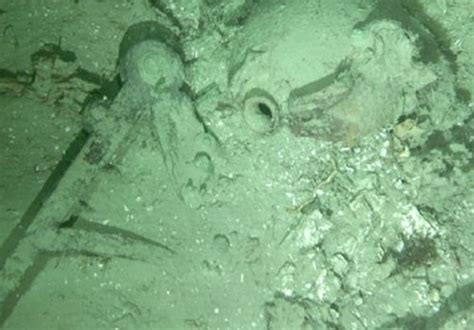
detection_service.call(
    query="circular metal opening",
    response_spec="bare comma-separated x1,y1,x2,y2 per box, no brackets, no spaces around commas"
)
243,89,279,133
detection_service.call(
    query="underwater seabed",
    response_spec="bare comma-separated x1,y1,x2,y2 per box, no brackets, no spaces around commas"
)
0,0,473,329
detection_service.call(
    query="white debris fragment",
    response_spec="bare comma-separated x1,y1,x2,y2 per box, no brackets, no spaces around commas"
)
399,205,438,238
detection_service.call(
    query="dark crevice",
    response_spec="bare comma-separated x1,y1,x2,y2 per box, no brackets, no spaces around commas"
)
30,42,77,65
258,102,273,118
58,215,80,229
